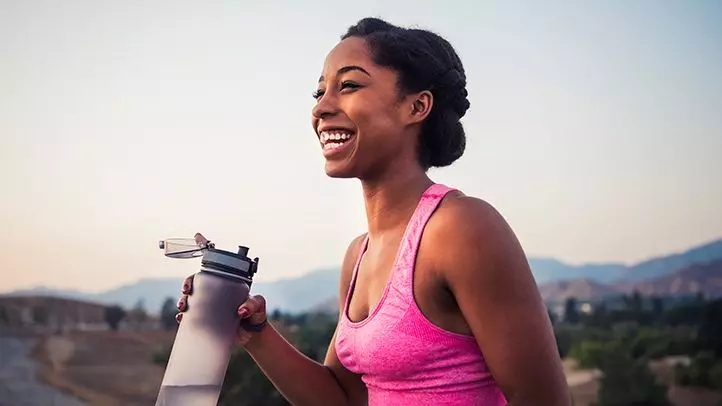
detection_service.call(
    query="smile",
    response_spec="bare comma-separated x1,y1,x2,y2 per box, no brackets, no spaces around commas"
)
319,130,355,157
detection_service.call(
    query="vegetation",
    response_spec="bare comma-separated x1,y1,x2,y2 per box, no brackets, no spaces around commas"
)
149,292,722,405
558,292,722,405
104,305,126,331
159,297,178,331
153,310,338,406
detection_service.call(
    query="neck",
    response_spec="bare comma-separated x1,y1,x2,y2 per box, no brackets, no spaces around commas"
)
360,162,433,236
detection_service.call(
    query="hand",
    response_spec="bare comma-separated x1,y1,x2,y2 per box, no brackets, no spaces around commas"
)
176,232,268,346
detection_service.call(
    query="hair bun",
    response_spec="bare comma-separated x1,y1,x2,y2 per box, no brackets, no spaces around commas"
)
434,69,469,118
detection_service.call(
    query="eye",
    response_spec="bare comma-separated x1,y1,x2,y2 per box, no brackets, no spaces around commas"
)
340,81,361,92
312,89,325,100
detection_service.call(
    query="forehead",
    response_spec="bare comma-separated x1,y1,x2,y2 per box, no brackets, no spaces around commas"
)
321,37,373,77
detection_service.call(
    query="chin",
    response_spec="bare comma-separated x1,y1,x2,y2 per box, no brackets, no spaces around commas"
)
324,161,358,179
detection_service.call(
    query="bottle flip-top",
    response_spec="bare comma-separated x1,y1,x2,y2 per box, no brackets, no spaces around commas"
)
155,237,260,406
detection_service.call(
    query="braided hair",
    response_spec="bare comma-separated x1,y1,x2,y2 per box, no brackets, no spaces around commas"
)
342,18,470,169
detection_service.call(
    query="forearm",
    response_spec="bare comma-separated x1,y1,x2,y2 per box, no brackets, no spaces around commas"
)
505,389,572,406
244,323,348,406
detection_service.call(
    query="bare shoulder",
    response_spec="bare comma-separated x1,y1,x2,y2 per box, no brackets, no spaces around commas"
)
424,192,533,289
426,193,515,253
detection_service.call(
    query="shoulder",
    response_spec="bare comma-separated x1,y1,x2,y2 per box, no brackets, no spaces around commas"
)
424,192,529,283
427,193,513,252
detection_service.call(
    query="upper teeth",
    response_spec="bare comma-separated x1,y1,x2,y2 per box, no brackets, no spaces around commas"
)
320,131,353,144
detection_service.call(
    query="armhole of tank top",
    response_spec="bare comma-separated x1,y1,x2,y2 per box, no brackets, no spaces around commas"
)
407,187,478,341
341,234,369,322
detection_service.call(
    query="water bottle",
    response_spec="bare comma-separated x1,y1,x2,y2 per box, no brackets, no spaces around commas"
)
155,237,260,406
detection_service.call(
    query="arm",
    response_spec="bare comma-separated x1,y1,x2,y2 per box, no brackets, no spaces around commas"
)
432,197,571,406
243,234,368,406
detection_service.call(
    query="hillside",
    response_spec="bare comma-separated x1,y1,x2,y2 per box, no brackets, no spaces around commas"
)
538,278,620,302
540,259,722,303
4,238,721,313
616,259,722,297
2,269,341,315
619,239,722,282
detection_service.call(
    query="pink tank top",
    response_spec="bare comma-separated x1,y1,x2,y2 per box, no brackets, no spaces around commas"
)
335,183,508,405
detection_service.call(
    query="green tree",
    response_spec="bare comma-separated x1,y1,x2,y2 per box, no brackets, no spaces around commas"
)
564,297,580,324
0,306,8,324
32,306,48,325
104,305,126,331
159,297,178,331
596,352,670,406
697,298,722,356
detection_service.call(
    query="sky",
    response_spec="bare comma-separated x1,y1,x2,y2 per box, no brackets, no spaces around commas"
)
1,0,721,293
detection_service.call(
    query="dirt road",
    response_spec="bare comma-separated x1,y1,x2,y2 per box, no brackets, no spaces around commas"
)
0,336,87,406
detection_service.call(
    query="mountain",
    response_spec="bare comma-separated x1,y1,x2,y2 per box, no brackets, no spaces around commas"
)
537,278,620,302
615,259,722,297
528,258,626,285
4,238,721,313
540,258,722,303
0,269,341,315
617,239,722,282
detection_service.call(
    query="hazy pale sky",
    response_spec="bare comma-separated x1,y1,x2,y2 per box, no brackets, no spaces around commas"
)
1,0,721,293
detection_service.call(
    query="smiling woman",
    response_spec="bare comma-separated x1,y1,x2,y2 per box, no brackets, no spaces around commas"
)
177,17,571,406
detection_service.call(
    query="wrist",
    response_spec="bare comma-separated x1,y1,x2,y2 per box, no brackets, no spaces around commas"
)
242,319,273,350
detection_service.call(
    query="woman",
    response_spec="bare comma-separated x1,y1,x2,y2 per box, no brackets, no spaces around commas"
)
177,17,571,406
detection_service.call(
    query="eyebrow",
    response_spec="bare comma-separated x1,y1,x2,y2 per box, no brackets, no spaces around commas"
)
318,65,371,83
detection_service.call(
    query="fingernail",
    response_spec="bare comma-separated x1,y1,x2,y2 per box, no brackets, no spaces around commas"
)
238,308,248,317
182,284,189,293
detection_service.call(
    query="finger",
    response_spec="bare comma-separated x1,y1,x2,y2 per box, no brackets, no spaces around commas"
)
181,275,194,295
237,295,265,318
177,295,188,312
194,233,209,246
175,313,183,324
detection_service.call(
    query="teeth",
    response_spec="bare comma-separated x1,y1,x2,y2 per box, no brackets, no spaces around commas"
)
323,142,344,151
319,131,353,144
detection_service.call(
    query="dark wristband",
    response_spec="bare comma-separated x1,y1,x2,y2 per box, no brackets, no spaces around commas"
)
240,318,268,332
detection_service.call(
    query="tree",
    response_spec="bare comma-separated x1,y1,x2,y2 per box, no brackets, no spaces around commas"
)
597,352,670,406
0,306,8,324
104,305,126,331
564,297,580,324
160,297,177,331
697,298,722,357
32,306,48,325
131,299,148,323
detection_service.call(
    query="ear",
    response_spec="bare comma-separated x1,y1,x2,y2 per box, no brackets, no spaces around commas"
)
404,90,433,125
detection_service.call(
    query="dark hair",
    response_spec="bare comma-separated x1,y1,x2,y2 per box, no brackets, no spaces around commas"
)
342,17,470,169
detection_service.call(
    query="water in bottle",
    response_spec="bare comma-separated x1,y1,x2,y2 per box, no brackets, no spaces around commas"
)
155,237,259,406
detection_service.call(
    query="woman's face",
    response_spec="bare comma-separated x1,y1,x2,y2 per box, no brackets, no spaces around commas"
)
311,37,420,179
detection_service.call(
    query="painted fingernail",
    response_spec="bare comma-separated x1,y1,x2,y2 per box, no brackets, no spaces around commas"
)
238,308,248,317
182,284,189,292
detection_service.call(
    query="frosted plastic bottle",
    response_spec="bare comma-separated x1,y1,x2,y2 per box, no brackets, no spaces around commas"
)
155,238,260,406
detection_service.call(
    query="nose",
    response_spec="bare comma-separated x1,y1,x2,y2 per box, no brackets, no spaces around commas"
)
311,92,338,120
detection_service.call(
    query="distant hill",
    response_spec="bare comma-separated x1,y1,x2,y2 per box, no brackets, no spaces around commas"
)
540,259,722,303
529,238,722,285
4,238,721,313
528,258,626,284
538,278,620,302
615,259,722,297
2,269,341,315
618,239,722,282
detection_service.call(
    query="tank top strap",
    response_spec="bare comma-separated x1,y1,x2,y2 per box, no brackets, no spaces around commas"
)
392,183,457,295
